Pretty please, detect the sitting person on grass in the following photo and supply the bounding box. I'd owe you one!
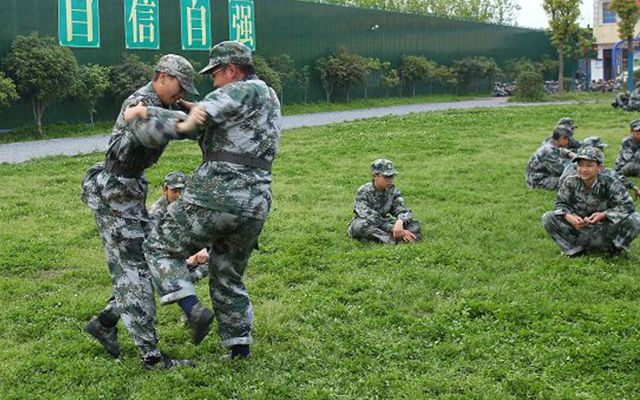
[347,159,421,244]
[542,147,640,257]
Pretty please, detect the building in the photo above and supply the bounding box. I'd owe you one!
[592,0,640,81]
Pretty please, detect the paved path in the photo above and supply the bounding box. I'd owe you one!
[0,97,573,164]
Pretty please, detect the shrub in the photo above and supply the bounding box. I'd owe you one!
[453,56,501,93]
[316,47,368,102]
[400,55,436,97]
[269,55,296,104]
[515,71,545,102]
[254,55,282,95]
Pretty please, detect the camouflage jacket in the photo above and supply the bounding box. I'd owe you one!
[560,163,637,191]
[614,135,640,171]
[148,196,170,226]
[352,182,414,225]
[147,76,281,220]
[526,142,571,188]
[554,173,636,224]
[81,82,186,220]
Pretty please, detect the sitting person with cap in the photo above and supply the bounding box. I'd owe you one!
[149,171,210,282]
[526,125,576,190]
[614,120,640,177]
[542,147,640,257]
[348,159,421,244]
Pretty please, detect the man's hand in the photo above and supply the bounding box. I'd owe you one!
[401,230,417,243]
[176,99,195,112]
[585,212,607,224]
[392,219,405,240]
[186,249,209,268]
[123,102,147,123]
[176,105,206,134]
[565,214,586,230]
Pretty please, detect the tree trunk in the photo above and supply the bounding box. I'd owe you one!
[32,99,44,136]
[364,85,368,99]
[412,83,416,97]
[558,45,564,95]
[628,37,635,92]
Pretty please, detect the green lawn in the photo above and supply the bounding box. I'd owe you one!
[0,94,488,145]
[1,103,640,399]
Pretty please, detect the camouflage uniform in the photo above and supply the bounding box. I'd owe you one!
[614,120,640,177]
[142,41,281,349]
[526,126,574,190]
[347,159,421,244]
[556,117,580,150]
[542,148,640,255]
[81,55,197,360]
[148,172,209,282]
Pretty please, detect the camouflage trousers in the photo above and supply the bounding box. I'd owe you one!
[347,218,422,244]
[541,211,640,255]
[143,200,264,348]
[92,212,160,358]
[618,162,640,177]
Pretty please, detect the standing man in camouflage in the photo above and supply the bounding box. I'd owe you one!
[347,159,421,244]
[148,171,210,282]
[526,126,576,190]
[542,147,640,257]
[614,120,640,177]
[81,55,199,370]
[128,41,281,360]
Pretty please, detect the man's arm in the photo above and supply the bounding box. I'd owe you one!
[603,179,636,224]
[389,188,413,223]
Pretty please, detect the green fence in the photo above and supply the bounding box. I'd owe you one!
[0,0,554,129]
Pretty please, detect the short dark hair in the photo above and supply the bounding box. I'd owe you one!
[236,63,255,76]
[552,130,569,141]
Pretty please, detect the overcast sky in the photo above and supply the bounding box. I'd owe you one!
[515,0,594,29]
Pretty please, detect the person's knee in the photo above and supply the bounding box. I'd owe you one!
[541,211,556,230]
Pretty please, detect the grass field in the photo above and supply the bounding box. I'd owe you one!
[0,94,487,145]
[1,102,640,399]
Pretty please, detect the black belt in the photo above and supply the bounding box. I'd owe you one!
[204,150,272,172]
[104,158,143,178]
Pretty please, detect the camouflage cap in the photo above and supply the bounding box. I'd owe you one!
[163,171,187,189]
[198,41,253,75]
[155,54,199,95]
[572,147,604,165]
[557,117,576,128]
[371,159,397,176]
[581,136,608,149]
[630,119,640,132]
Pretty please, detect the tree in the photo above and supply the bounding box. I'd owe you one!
[269,55,296,104]
[110,53,152,103]
[0,72,18,109]
[399,55,436,96]
[433,65,458,94]
[543,0,581,95]
[610,0,639,90]
[316,47,368,102]
[380,65,400,97]
[300,0,521,25]
[71,64,110,125]
[3,33,78,136]
[296,65,311,103]
[253,55,282,95]
[362,57,387,98]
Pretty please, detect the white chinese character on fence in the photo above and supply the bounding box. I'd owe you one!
[186,0,208,47]
[231,4,254,47]
[65,0,95,42]
[129,0,157,44]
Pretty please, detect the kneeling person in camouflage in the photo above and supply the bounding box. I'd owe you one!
[542,148,640,257]
[348,159,421,244]
[149,171,210,282]
[614,120,640,177]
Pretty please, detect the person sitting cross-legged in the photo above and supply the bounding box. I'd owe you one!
[347,159,421,244]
